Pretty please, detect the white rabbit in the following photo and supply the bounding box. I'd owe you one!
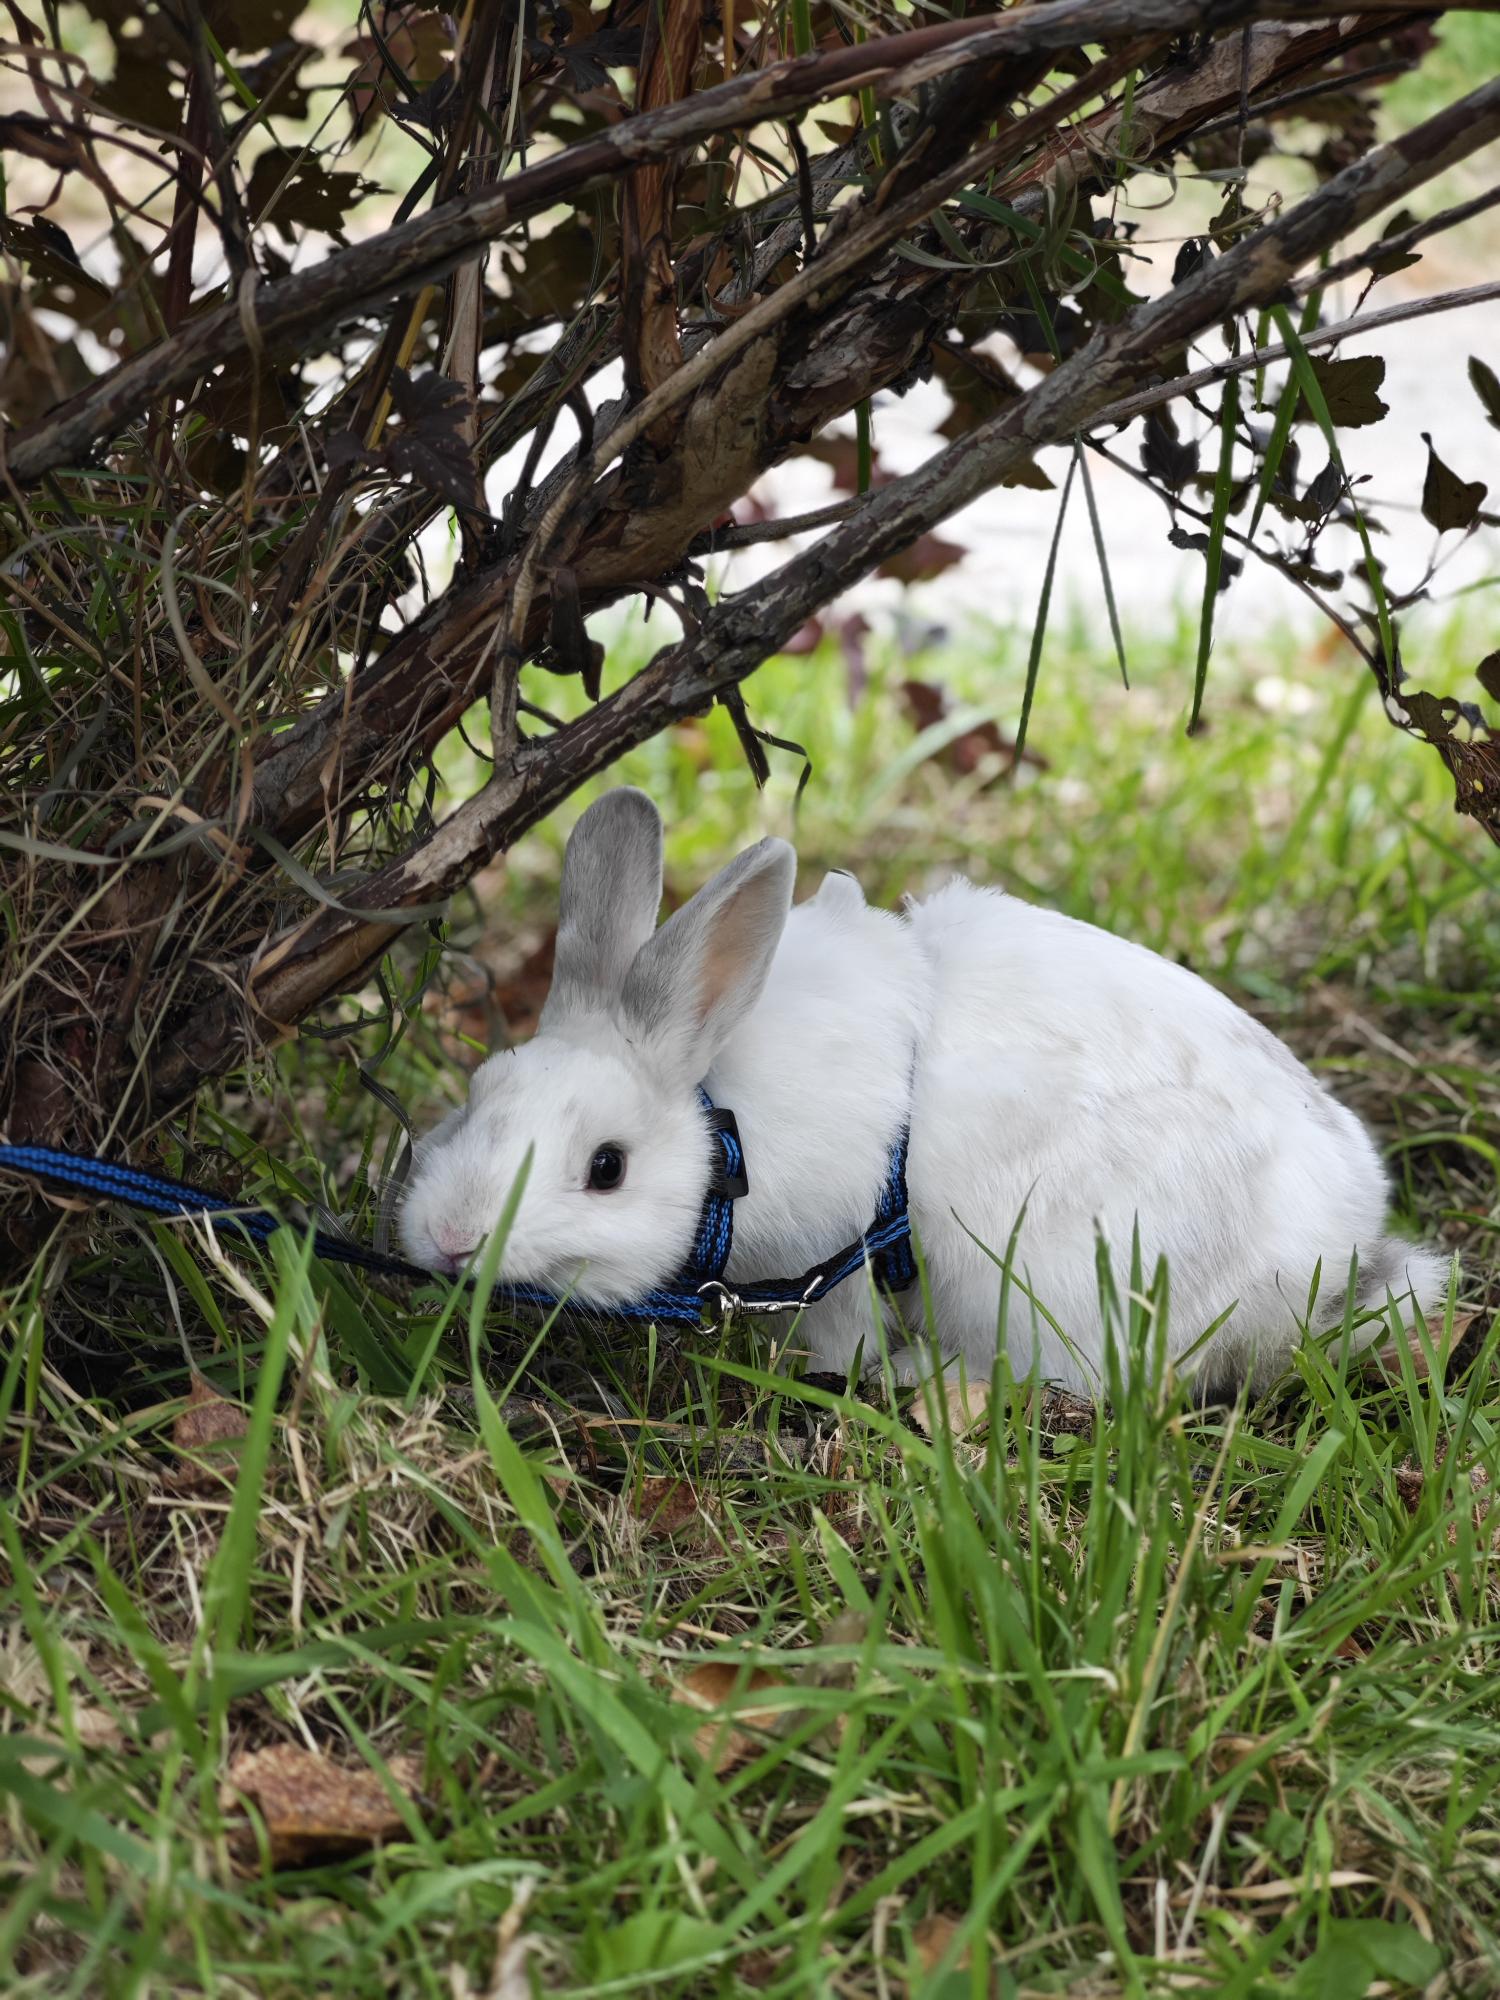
[400,788,1447,1393]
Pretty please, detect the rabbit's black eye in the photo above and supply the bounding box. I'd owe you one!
[588,1145,626,1191]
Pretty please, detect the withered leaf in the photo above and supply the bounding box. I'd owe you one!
[900,679,1038,783]
[223,1744,423,1866]
[879,530,965,586]
[632,1476,703,1539]
[385,369,480,513]
[237,40,317,122]
[1420,433,1487,534]
[1477,652,1500,704]
[1304,458,1343,519]
[1001,457,1055,491]
[546,25,642,90]
[1285,559,1344,590]
[1363,1307,1478,1386]
[913,1911,972,1974]
[1468,357,1500,434]
[168,1373,247,1489]
[1399,687,1461,743]
[547,565,604,699]
[214,0,308,55]
[1172,236,1213,284]
[909,1376,990,1440]
[1367,208,1421,277]
[0,216,108,297]
[246,148,381,243]
[1141,407,1199,493]
[175,1373,248,1451]
[675,1661,785,1773]
[1168,526,1244,588]
[1299,354,1387,430]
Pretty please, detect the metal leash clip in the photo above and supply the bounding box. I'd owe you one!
[697,1271,828,1327]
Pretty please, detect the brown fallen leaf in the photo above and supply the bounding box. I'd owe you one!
[631,1476,703,1539]
[913,1911,971,1974]
[909,1376,990,1440]
[1363,1307,1478,1383]
[222,1743,423,1866]
[900,677,1038,784]
[166,1373,248,1490]
[18,1702,125,1773]
[675,1660,785,1774]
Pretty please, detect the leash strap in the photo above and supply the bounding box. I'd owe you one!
[0,1142,434,1282]
[694,1126,916,1320]
[0,1098,914,1328]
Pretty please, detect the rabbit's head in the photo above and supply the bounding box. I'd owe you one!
[400,789,794,1301]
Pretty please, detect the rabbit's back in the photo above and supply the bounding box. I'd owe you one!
[900,880,1415,1387]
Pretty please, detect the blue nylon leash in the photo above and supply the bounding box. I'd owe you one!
[0,1096,915,1330]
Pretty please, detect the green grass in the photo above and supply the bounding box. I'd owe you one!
[3,616,1499,1996]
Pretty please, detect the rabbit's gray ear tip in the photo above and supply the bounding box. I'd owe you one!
[752,835,798,882]
[601,785,660,817]
[581,787,662,833]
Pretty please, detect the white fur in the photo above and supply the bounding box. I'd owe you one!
[402,793,1448,1392]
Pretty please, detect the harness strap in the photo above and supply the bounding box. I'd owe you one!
[0,1097,915,1329]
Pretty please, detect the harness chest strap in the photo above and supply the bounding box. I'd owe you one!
[0,1094,916,1328]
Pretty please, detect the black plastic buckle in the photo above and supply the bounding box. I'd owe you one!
[705,1106,750,1200]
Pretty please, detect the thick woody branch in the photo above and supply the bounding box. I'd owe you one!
[247,7,1396,847]
[621,0,703,442]
[148,72,1500,1109]
[4,0,1487,483]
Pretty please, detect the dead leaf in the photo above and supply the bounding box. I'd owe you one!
[18,1702,125,1772]
[675,1660,785,1773]
[900,678,1043,784]
[246,147,381,243]
[1420,433,1487,534]
[1469,355,1500,434]
[909,1376,990,1439]
[385,368,481,513]
[1362,1306,1477,1383]
[1141,405,1199,491]
[222,1744,423,1865]
[1393,1462,1424,1513]
[631,1477,703,1539]
[1299,353,1388,429]
[913,1911,971,1974]
[879,529,966,586]
[166,1373,247,1490]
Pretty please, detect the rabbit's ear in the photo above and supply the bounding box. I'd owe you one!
[621,837,795,1082]
[541,789,664,1024]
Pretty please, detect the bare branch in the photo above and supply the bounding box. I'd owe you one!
[148,69,1500,1106]
[1091,280,1500,429]
[5,0,1484,484]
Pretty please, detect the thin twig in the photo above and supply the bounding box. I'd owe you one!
[5,0,1468,483]
[1090,280,1500,431]
[688,500,864,553]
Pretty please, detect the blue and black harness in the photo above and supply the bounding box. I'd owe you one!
[0,1095,916,1329]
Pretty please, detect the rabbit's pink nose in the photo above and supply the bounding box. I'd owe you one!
[434,1223,480,1262]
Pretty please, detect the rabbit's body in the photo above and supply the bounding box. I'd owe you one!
[718,873,1444,1390]
[402,791,1446,1392]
